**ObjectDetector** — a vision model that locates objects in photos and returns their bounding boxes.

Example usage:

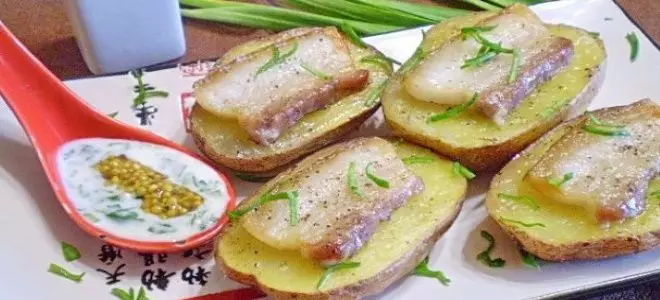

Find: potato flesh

[218,142,467,293]
[488,119,660,246]
[189,37,390,160]
[403,13,551,105]
[382,21,605,149]
[240,138,422,258]
[526,113,660,223]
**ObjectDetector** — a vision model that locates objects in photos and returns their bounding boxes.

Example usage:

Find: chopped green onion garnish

[147,223,177,234]
[348,162,364,198]
[521,250,541,269]
[301,63,334,80]
[364,79,389,107]
[583,124,630,136]
[111,287,148,300]
[461,50,497,68]
[651,190,660,198]
[626,32,639,62]
[476,230,506,268]
[452,162,476,179]
[48,263,85,283]
[228,191,300,225]
[107,112,119,118]
[499,217,546,228]
[83,212,100,223]
[399,31,426,75]
[106,210,141,221]
[136,287,148,300]
[460,25,496,37]
[549,172,574,188]
[61,242,81,262]
[257,42,298,75]
[413,256,450,286]
[234,172,274,182]
[402,155,436,165]
[287,191,300,226]
[365,162,390,188]
[587,112,625,128]
[360,54,396,73]
[497,193,540,210]
[588,31,600,38]
[131,69,168,107]
[427,93,479,123]
[316,261,361,289]
[111,288,132,300]
[508,48,521,83]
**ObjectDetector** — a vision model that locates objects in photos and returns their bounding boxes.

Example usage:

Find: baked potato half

[190,27,391,173]
[381,5,606,171]
[216,139,467,299]
[487,99,660,261]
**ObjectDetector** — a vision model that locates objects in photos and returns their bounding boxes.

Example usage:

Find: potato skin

[190,103,378,173]
[500,222,660,261]
[488,100,660,261]
[215,204,461,299]
[383,24,606,172]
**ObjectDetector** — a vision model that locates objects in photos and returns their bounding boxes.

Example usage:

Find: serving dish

[0,0,659,299]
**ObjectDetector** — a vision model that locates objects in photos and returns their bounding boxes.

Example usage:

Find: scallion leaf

[316,261,361,289]
[107,112,119,118]
[83,212,100,223]
[499,217,546,228]
[583,124,630,136]
[548,172,574,188]
[106,210,141,221]
[460,51,497,68]
[402,155,436,165]
[228,191,300,226]
[427,93,479,123]
[364,79,389,107]
[460,25,496,36]
[651,190,660,198]
[360,55,395,73]
[48,263,85,283]
[61,242,81,262]
[365,162,390,188]
[508,48,521,83]
[348,162,364,198]
[301,63,333,80]
[398,31,427,75]
[521,250,541,269]
[587,112,625,128]
[497,193,540,210]
[413,256,450,286]
[147,223,177,234]
[287,191,300,226]
[137,287,149,300]
[626,32,639,62]
[452,162,476,179]
[111,288,132,300]
[256,42,298,75]
[476,230,506,268]
[180,3,404,35]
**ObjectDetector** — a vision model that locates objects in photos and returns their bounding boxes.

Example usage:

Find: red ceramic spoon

[0,21,236,253]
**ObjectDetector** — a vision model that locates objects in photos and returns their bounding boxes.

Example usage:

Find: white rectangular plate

[1,0,659,299]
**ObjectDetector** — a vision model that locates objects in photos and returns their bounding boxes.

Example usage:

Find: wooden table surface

[1,0,659,299]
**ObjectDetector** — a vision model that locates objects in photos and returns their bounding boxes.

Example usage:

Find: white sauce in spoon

[56,138,229,242]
